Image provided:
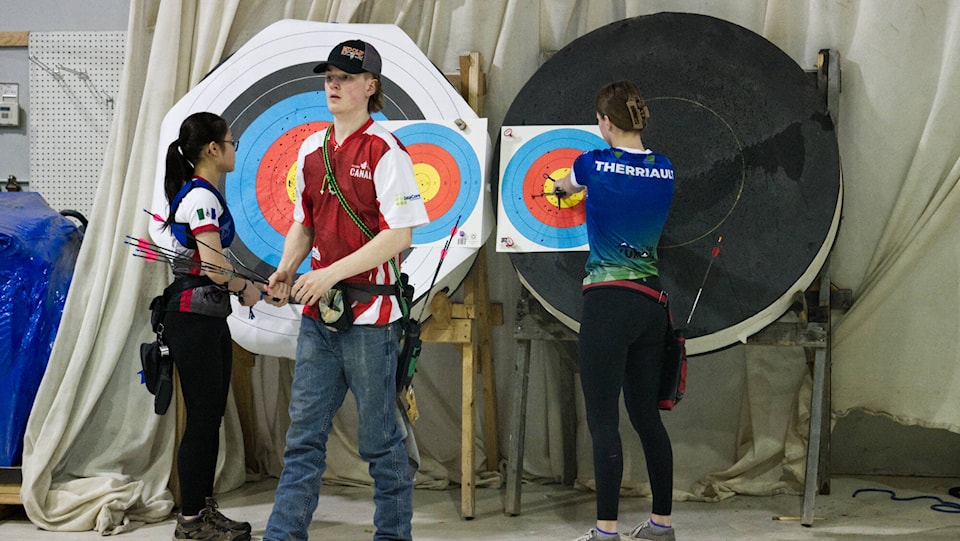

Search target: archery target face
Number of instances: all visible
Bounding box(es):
[384,119,490,248]
[149,21,487,358]
[497,126,605,251]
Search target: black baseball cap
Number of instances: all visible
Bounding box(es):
[313,39,382,76]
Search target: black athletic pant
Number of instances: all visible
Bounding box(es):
[164,311,233,516]
[578,284,674,520]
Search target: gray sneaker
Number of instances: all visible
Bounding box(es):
[202,497,252,534]
[624,520,675,540]
[574,528,621,541]
[173,513,251,541]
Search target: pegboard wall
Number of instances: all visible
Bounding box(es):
[29,31,126,217]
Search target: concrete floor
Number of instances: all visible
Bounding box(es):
[2,475,959,540]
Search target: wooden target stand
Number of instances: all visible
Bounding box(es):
[171,53,502,521]
[419,243,504,520]
[503,51,849,527]
[419,52,504,520]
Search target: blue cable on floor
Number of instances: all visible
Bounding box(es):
[852,488,960,513]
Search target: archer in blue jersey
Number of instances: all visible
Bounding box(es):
[555,80,678,541]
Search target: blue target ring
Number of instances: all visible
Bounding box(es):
[393,123,481,244]
[502,128,605,249]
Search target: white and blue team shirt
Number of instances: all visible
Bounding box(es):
[571,146,675,285]
[168,181,231,316]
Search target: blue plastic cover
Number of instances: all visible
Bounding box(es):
[0,192,80,466]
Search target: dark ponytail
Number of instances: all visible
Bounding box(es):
[162,112,228,228]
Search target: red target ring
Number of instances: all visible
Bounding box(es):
[406,142,460,221]
[522,148,586,228]
[256,120,331,233]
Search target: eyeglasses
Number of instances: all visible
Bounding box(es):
[222,139,239,150]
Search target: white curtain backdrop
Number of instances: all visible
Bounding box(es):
[19,0,960,533]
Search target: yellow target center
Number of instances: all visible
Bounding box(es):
[414,163,441,202]
[544,167,584,208]
[286,162,298,203]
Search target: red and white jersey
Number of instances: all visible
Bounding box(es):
[294,118,429,325]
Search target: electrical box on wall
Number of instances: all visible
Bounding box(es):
[0,83,20,127]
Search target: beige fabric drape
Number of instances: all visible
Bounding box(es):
[20,0,354,533]
[20,0,960,533]
[830,3,960,432]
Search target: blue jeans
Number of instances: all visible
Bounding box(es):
[264,317,412,541]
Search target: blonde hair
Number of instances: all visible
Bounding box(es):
[366,73,383,113]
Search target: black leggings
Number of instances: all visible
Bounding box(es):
[578,286,673,520]
[163,311,233,516]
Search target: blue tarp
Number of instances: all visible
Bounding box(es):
[0,192,80,466]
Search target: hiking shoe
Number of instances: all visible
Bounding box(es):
[173,513,251,541]
[574,528,621,541]
[624,519,676,540]
[202,497,252,534]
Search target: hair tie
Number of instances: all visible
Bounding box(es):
[626,98,649,130]
[176,140,185,156]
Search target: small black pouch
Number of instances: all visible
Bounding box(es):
[139,337,173,415]
[141,294,174,414]
[319,283,354,332]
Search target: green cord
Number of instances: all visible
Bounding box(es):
[321,127,410,318]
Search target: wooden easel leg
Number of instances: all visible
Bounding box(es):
[461,338,477,519]
[474,249,500,471]
[421,247,502,520]
[480,343,499,472]
[504,339,532,516]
